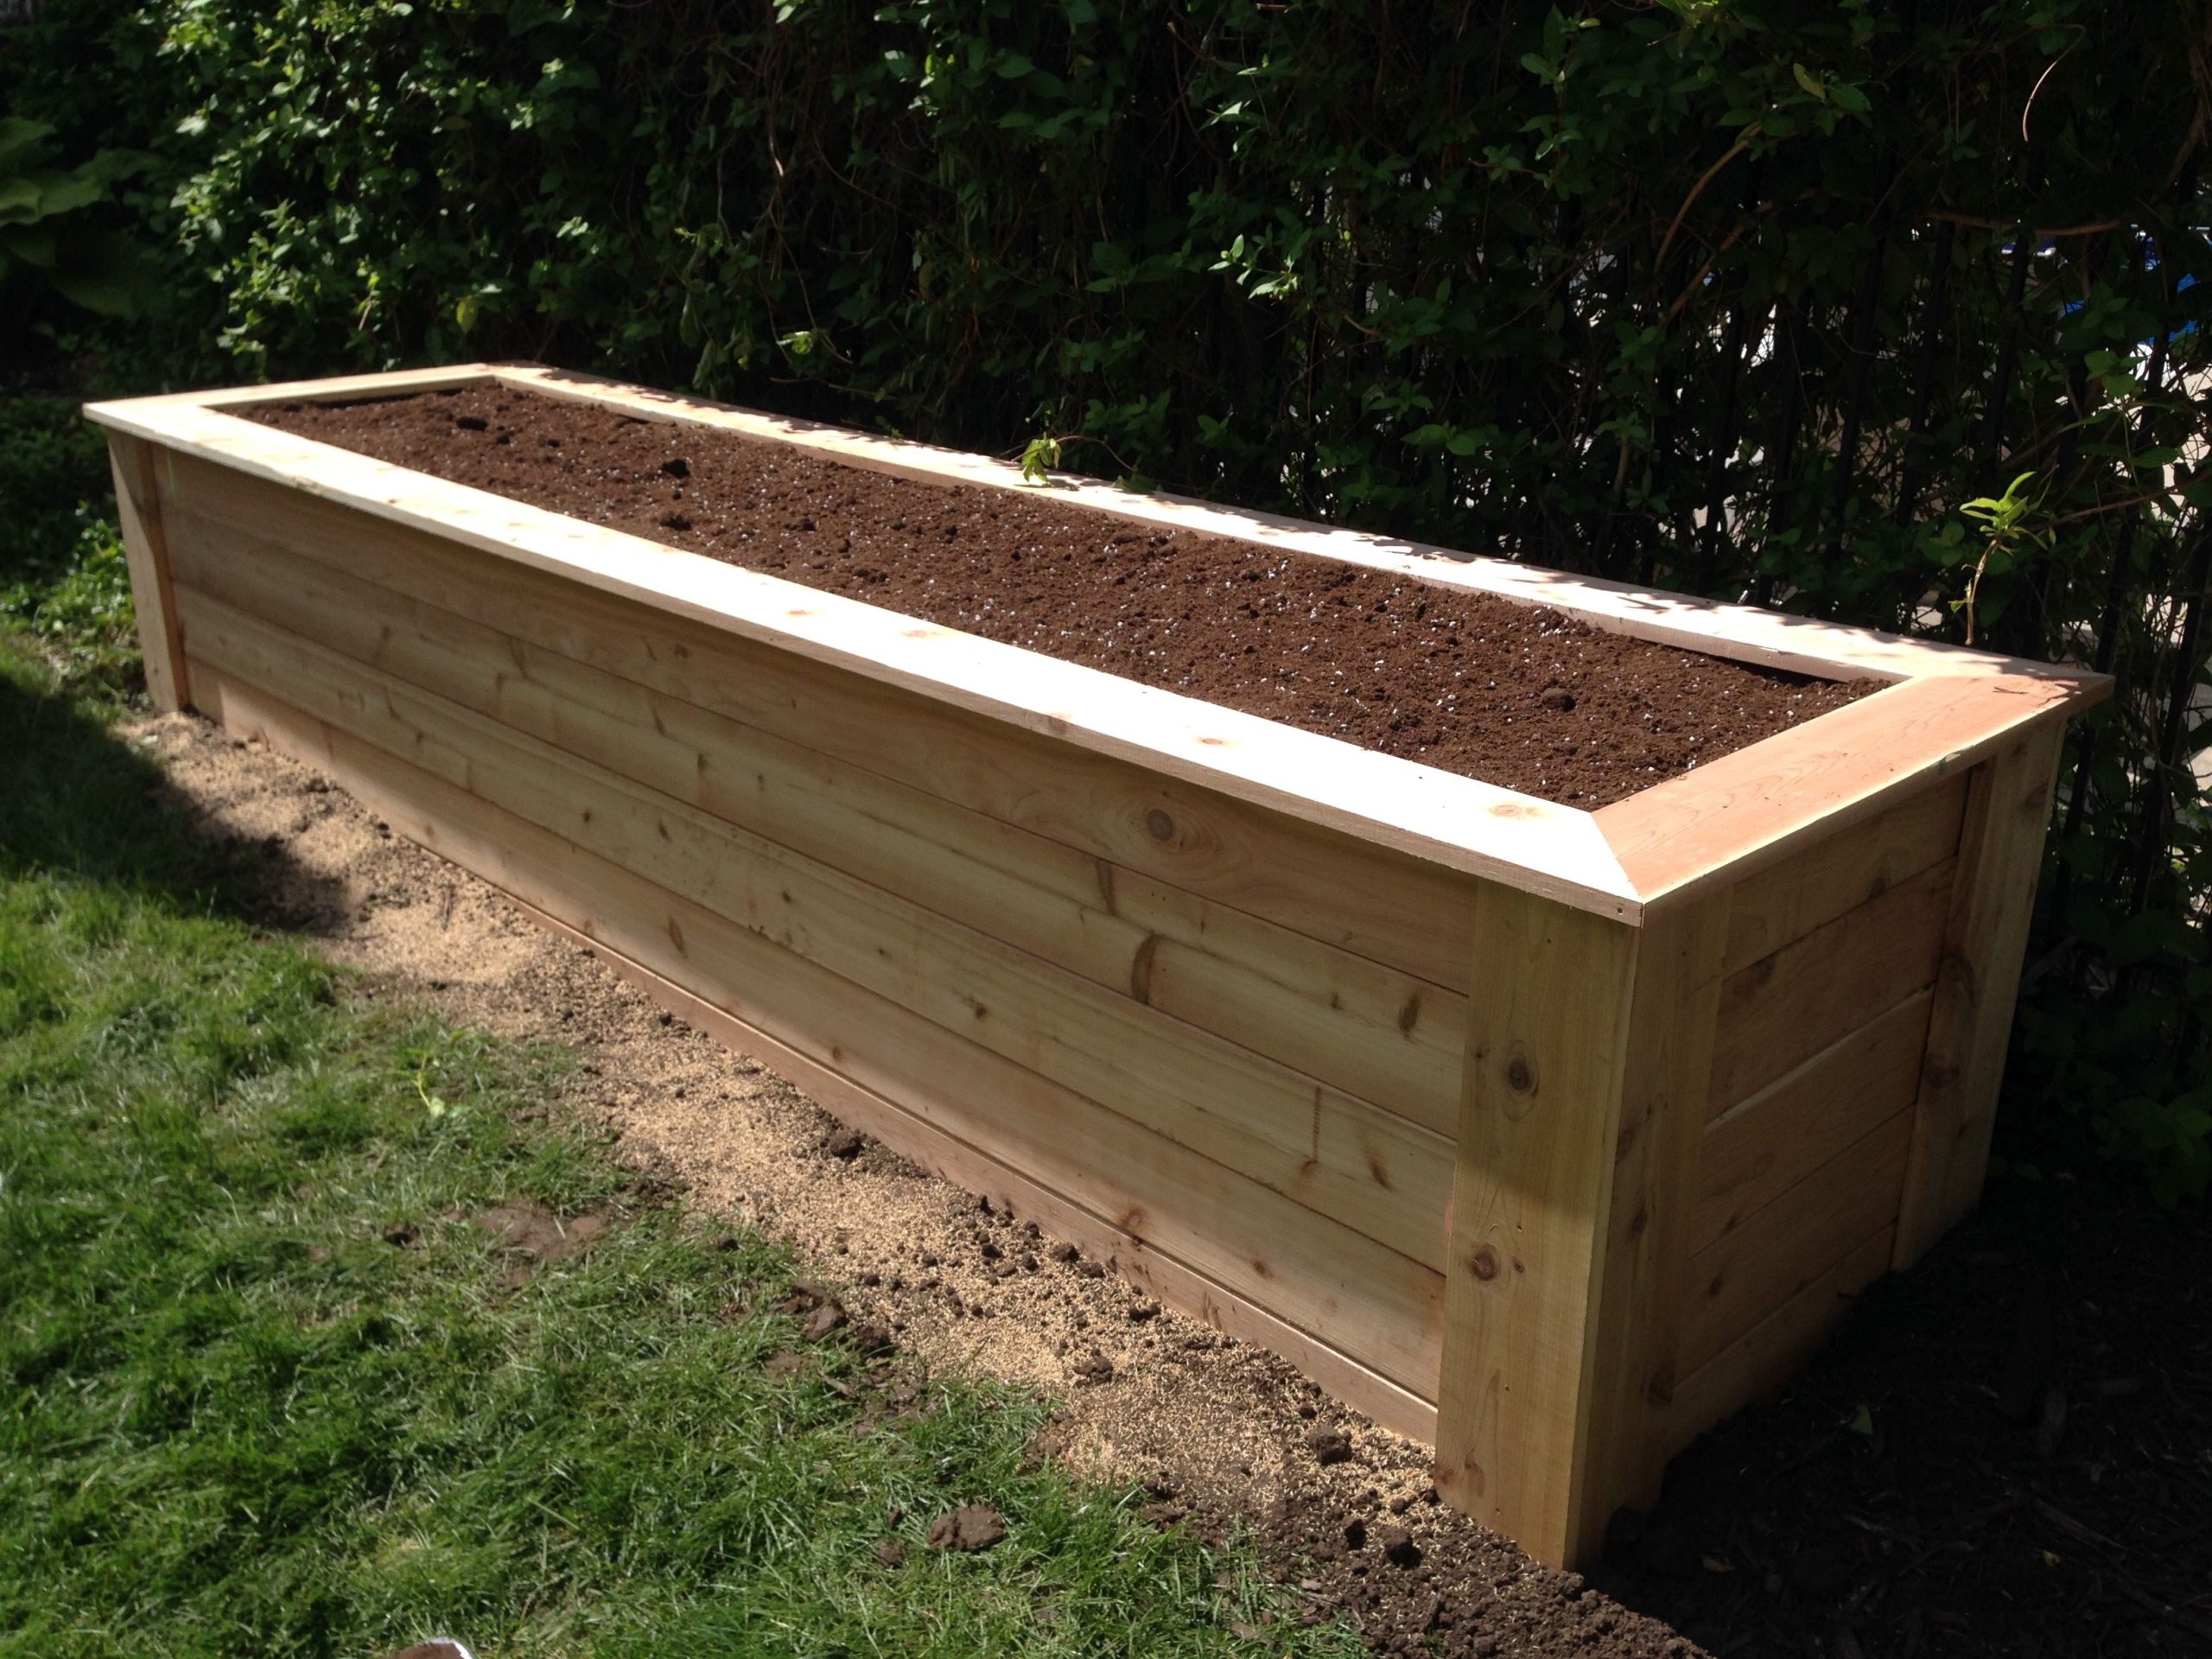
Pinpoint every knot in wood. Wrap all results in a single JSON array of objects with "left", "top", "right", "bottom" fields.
[
  {"left": 1145, "top": 807, "right": 1176, "bottom": 842},
  {"left": 1504, "top": 1056, "right": 1536, "bottom": 1095},
  {"left": 1469, "top": 1244, "right": 1500, "bottom": 1281}
]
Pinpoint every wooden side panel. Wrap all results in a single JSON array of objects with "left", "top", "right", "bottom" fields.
[
  {"left": 1693, "top": 991, "right": 1930, "bottom": 1256},
  {"left": 160, "top": 511, "right": 1467, "bottom": 1132},
  {"left": 188, "top": 658, "right": 1450, "bottom": 1405},
  {"left": 175, "top": 583, "right": 1456, "bottom": 1276},
  {"left": 105, "top": 434, "right": 188, "bottom": 713},
  {"left": 1719, "top": 779, "right": 1969, "bottom": 976},
  {"left": 1893, "top": 721, "right": 2067, "bottom": 1267},
  {"left": 1679, "top": 1110, "right": 1910, "bottom": 1375},
  {"left": 1433, "top": 886, "right": 1639, "bottom": 1568},
  {"left": 1667, "top": 1225, "right": 1896, "bottom": 1444},
  {"left": 1707, "top": 857, "right": 1953, "bottom": 1114},
  {"left": 160, "top": 458, "right": 1484, "bottom": 994}
]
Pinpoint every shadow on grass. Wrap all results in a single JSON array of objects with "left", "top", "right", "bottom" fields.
[{"left": 0, "top": 662, "right": 346, "bottom": 931}]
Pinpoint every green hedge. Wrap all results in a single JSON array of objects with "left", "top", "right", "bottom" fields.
[{"left": 6, "top": 0, "right": 2209, "bottom": 1195}]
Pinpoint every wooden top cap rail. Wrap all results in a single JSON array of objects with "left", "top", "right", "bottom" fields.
[
  {"left": 85, "top": 366, "right": 2111, "bottom": 917},
  {"left": 85, "top": 385, "right": 1642, "bottom": 918}
]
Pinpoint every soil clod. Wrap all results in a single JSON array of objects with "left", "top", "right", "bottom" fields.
[
  {"left": 925, "top": 1503, "right": 1007, "bottom": 1553},
  {"left": 473, "top": 1199, "right": 608, "bottom": 1278},
  {"left": 1303, "top": 1424, "right": 1355, "bottom": 1466},
  {"left": 1373, "top": 1523, "right": 1421, "bottom": 1569}
]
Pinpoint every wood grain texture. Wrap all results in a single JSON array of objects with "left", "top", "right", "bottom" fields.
[
  {"left": 162, "top": 508, "right": 1468, "bottom": 1128},
  {"left": 1433, "top": 885, "right": 1639, "bottom": 1568},
  {"left": 1581, "top": 892, "right": 1732, "bottom": 1527},
  {"left": 1694, "top": 991, "right": 1930, "bottom": 1256},
  {"left": 1892, "top": 720, "right": 2068, "bottom": 1268},
  {"left": 1601, "top": 673, "right": 2101, "bottom": 908},
  {"left": 176, "top": 585, "right": 1456, "bottom": 1274},
  {"left": 1680, "top": 1111, "right": 1912, "bottom": 1375},
  {"left": 1720, "top": 779, "right": 1969, "bottom": 976},
  {"left": 102, "top": 363, "right": 495, "bottom": 411},
  {"left": 1668, "top": 1224, "right": 1897, "bottom": 1446},
  {"left": 188, "top": 658, "right": 1450, "bottom": 1401},
  {"left": 159, "top": 467, "right": 1488, "bottom": 993},
  {"left": 98, "top": 399, "right": 1643, "bottom": 917},
  {"left": 1707, "top": 858, "right": 1954, "bottom": 1114},
  {"left": 514, "top": 889, "right": 1442, "bottom": 1443},
  {"left": 105, "top": 434, "right": 188, "bottom": 713}
]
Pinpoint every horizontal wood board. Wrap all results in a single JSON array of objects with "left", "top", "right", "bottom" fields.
[
  {"left": 184, "top": 655, "right": 1451, "bottom": 1402},
  {"left": 160, "top": 504, "right": 1468, "bottom": 1129},
  {"left": 89, "top": 372, "right": 2116, "bottom": 921},
  {"left": 159, "top": 456, "right": 1491, "bottom": 995},
  {"left": 174, "top": 582, "right": 1458, "bottom": 1282}
]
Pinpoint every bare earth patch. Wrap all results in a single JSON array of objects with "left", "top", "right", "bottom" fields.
[{"left": 137, "top": 707, "right": 1702, "bottom": 1658}]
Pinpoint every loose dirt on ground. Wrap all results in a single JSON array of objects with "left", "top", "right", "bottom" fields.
[
  {"left": 138, "top": 709, "right": 2212, "bottom": 1658},
  {"left": 253, "top": 384, "right": 1872, "bottom": 808}
]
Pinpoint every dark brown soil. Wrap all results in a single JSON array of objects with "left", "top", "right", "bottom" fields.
[{"left": 249, "top": 384, "right": 1872, "bottom": 808}]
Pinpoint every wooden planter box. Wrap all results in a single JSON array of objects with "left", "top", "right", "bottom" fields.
[{"left": 88, "top": 366, "right": 2106, "bottom": 1567}]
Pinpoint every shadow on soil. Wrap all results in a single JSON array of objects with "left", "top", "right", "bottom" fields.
[
  {"left": 0, "top": 671, "right": 345, "bottom": 931},
  {"left": 1596, "top": 1170, "right": 2212, "bottom": 1658}
]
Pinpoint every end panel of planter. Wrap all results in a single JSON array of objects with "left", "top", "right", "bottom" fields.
[
  {"left": 1644, "top": 744, "right": 2065, "bottom": 1460},
  {"left": 104, "top": 432, "right": 190, "bottom": 714},
  {"left": 146, "top": 440, "right": 1467, "bottom": 1437}
]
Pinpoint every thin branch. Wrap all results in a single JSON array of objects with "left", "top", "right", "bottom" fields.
[{"left": 1655, "top": 133, "right": 1753, "bottom": 272}]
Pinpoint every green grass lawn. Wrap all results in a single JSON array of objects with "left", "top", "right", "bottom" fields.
[{"left": 0, "top": 403, "right": 1354, "bottom": 1657}]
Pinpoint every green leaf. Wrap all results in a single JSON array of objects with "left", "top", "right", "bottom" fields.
[
  {"left": 0, "top": 179, "right": 41, "bottom": 226},
  {"left": 0, "top": 117, "right": 55, "bottom": 172},
  {"left": 45, "top": 226, "right": 157, "bottom": 318},
  {"left": 1020, "top": 435, "right": 1061, "bottom": 484},
  {"left": 1791, "top": 62, "right": 1827, "bottom": 101},
  {"left": 25, "top": 169, "right": 105, "bottom": 221}
]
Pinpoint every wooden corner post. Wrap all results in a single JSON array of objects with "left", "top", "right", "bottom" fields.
[
  {"left": 1892, "top": 717, "right": 2067, "bottom": 1268},
  {"left": 1433, "top": 880, "right": 1643, "bottom": 1567},
  {"left": 105, "top": 430, "right": 191, "bottom": 714}
]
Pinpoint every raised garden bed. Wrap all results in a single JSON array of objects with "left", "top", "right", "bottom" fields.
[{"left": 87, "top": 365, "right": 2107, "bottom": 1567}]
